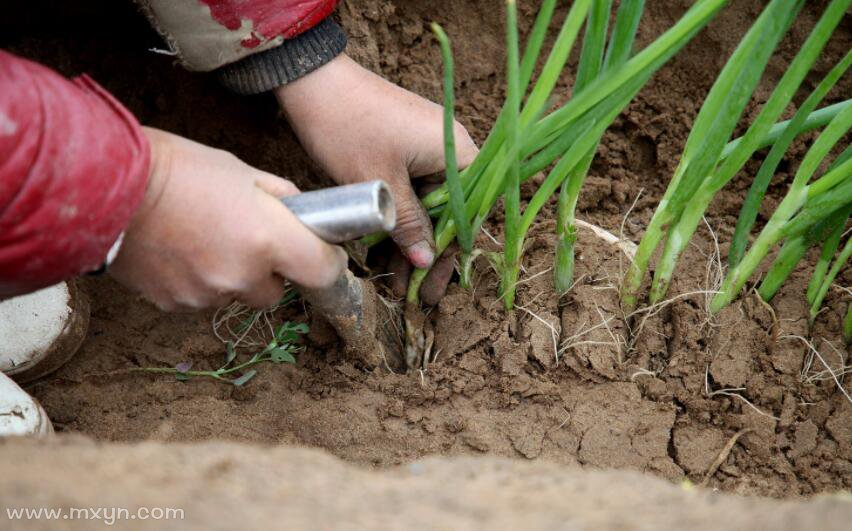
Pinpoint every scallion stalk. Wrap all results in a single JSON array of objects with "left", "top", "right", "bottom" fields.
[
  {"left": 757, "top": 207, "right": 848, "bottom": 302},
  {"left": 554, "top": 0, "right": 615, "bottom": 294},
  {"left": 759, "top": 148, "right": 852, "bottom": 304},
  {"left": 806, "top": 214, "right": 847, "bottom": 305},
  {"left": 808, "top": 236, "right": 851, "bottom": 323},
  {"left": 431, "top": 23, "right": 474, "bottom": 287},
  {"left": 501, "top": 0, "right": 522, "bottom": 310}
]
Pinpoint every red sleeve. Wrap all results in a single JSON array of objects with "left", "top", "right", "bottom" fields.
[
  {"left": 200, "top": 0, "right": 338, "bottom": 45},
  {"left": 0, "top": 50, "right": 150, "bottom": 298},
  {"left": 142, "top": 0, "right": 340, "bottom": 72}
]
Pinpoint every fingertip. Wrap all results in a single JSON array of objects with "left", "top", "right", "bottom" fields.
[
  {"left": 259, "top": 191, "right": 346, "bottom": 289},
  {"left": 310, "top": 244, "right": 349, "bottom": 289},
  {"left": 386, "top": 177, "right": 438, "bottom": 267},
  {"left": 405, "top": 241, "right": 435, "bottom": 269}
]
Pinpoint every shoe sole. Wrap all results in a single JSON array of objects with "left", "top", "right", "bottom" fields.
[{"left": 6, "top": 279, "right": 90, "bottom": 384}]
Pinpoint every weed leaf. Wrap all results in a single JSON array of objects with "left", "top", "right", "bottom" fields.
[
  {"left": 270, "top": 348, "right": 296, "bottom": 364},
  {"left": 275, "top": 322, "right": 309, "bottom": 344},
  {"left": 224, "top": 341, "right": 237, "bottom": 365},
  {"left": 232, "top": 370, "right": 257, "bottom": 387}
]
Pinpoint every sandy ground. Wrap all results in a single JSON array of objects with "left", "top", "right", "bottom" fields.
[{"left": 1, "top": 436, "right": 850, "bottom": 530}]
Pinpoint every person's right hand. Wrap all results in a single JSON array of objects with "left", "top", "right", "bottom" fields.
[
  {"left": 109, "top": 127, "right": 347, "bottom": 312},
  {"left": 275, "top": 54, "right": 479, "bottom": 305}
]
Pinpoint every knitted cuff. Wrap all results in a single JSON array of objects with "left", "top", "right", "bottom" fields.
[{"left": 218, "top": 18, "right": 347, "bottom": 95}]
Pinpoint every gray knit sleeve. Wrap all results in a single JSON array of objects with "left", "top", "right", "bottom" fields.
[{"left": 217, "top": 18, "right": 347, "bottom": 95}]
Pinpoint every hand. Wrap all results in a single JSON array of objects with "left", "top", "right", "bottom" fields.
[
  {"left": 275, "top": 54, "right": 478, "bottom": 302},
  {"left": 109, "top": 128, "right": 347, "bottom": 312}
]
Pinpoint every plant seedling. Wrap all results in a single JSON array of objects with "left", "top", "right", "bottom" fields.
[{"left": 136, "top": 321, "right": 308, "bottom": 386}]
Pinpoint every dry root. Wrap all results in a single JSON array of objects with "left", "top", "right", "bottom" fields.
[{"left": 700, "top": 428, "right": 753, "bottom": 488}]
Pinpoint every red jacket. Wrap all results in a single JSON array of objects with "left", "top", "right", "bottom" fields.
[{"left": 0, "top": 0, "right": 339, "bottom": 298}]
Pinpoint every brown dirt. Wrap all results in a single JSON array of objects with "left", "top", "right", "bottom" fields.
[
  {"left": 2, "top": 436, "right": 850, "bottom": 531},
  {"left": 2, "top": 0, "right": 850, "bottom": 510}
]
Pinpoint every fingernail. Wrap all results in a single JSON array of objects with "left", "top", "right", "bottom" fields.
[{"left": 407, "top": 241, "right": 435, "bottom": 269}]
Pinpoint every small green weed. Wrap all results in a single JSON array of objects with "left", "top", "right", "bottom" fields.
[{"left": 136, "top": 321, "right": 308, "bottom": 386}]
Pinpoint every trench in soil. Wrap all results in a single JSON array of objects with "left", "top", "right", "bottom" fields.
[{"left": 3, "top": 0, "right": 850, "bottom": 498}]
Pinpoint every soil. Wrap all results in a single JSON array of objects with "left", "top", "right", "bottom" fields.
[
  {"left": 1, "top": 0, "right": 850, "bottom": 512},
  {"left": 2, "top": 437, "right": 850, "bottom": 531}
]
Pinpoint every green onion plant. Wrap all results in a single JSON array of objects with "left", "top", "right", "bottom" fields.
[
  {"left": 620, "top": 0, "right": 851, "bottom": 314},
  {"left": 710, "top": 102, "right": 852, "bottom": 314},
  {"left": 806, "top": 234, "right": 850, "bottom": 322},
  {"left": 419, "top": 0, "right": 728, "bottom": 311}
]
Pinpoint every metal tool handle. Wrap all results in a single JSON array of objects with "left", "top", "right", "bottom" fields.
[
  {"left": 284, "top": 181, "right": 403, "bottom": 369},
  {"left": 281, "top": 181, "right": 396, "bottom": 243}
]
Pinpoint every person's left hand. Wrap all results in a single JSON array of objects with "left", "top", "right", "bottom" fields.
[{"left": 275, "top": 54, "right": 478, "bottom": 304}]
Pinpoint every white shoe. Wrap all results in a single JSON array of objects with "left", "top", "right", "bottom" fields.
[
  {"left": 0, "top": 280, "right": 89, "bottom": 383},
  {"left": 0, "top": 280, "right": 89, "bottom": 437},
  {"left": 0, "top": 372, "right": 53, "bottom": 436}
]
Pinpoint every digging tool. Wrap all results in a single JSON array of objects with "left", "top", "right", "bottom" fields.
[
  {"left": 282, "top": 181, "right": 404, "bottom": 370},
  {"left": 281, "top": 181, "right": 396, "bottom": 244}
]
